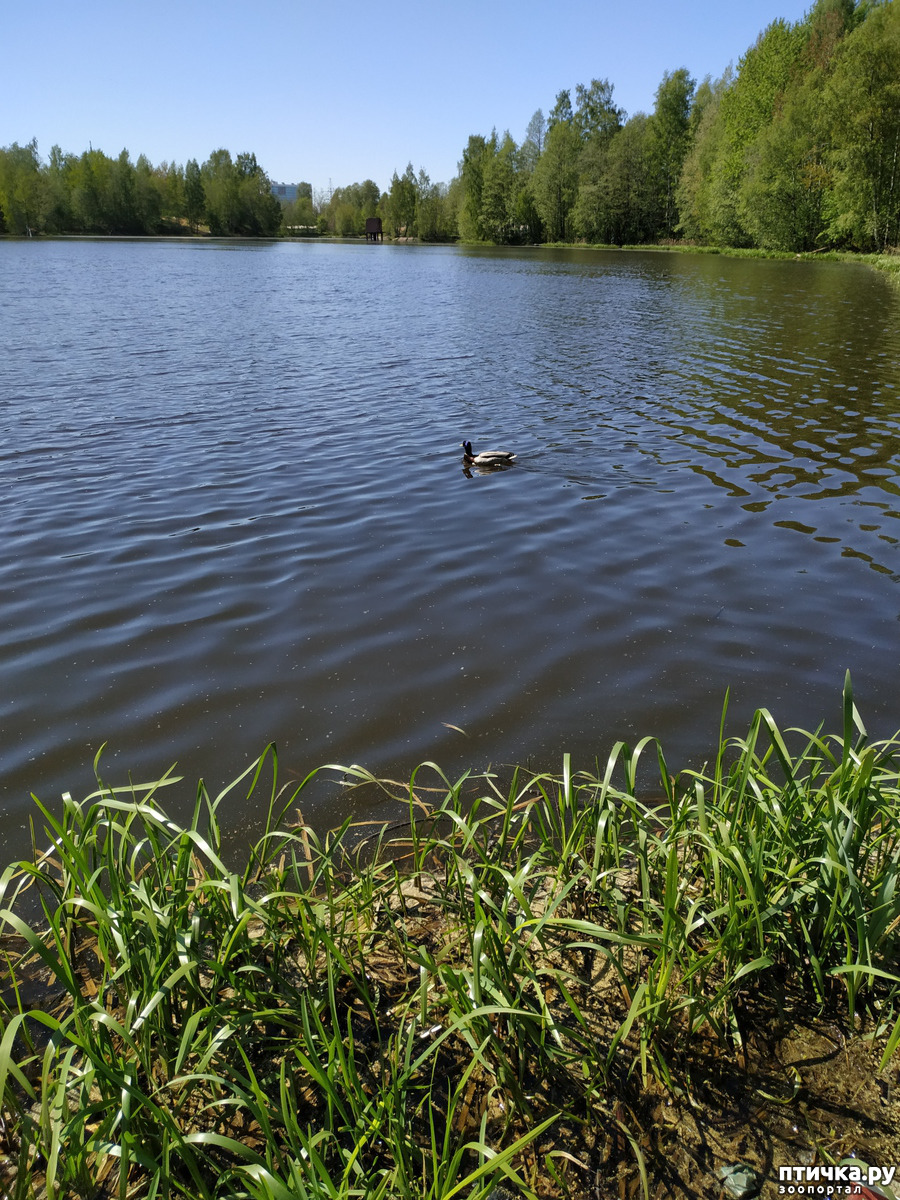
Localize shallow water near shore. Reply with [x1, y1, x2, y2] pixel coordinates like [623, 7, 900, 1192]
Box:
[2, 238, 900, 853]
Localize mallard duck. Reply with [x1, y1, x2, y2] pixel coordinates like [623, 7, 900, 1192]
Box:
[460, 440, 517, 465]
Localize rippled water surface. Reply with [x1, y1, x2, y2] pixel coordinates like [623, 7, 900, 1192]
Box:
[2, 239, 900, 850]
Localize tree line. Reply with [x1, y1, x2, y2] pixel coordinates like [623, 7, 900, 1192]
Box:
[0, 138, 460, 243]
[2, 0, 897, 252]
[457, 0, 899, 252]
[0, 145, 285, 238]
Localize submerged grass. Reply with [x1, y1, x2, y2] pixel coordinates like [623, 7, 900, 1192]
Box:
[1, 675, 900, 1199]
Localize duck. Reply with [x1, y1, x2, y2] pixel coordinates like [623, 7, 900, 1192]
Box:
[460, 440, 517, 466]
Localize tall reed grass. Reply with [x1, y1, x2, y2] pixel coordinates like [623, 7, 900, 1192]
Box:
[0, 675, 898, 1198]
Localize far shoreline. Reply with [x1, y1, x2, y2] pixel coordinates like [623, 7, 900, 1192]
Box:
[6, 230, 898, 286]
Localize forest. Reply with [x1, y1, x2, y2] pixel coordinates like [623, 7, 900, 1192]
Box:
[1, 0, 898, 253]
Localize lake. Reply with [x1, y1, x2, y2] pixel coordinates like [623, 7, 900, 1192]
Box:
[2, 237, 899, 855]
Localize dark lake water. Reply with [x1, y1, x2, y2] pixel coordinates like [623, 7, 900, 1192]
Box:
[2, 238, 900, 855]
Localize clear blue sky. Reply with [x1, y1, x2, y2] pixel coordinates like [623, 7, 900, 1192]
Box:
[10, 0, 814, 197]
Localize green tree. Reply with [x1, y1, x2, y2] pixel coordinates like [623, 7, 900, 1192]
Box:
[108, 149, 140, 232]
[720, 18, 807, 243]
[515, 111, 545, 242]
[519, 109, 545, 173]
[824, 0, 900, 249]
[802, 0, 859, 66]
[687, 73, 719, 141]
[201, 149, 281, 236]
[184, 158, 205, 231]
[202, 148, 239, 234]
[649, 68, 695, 236]
[283, 192, 317, 233]
[675, 73, 730, 241]
[71, 147, 115, 232]
[480, 131, 519, 242]
[159, 161, 185, 221]
[457, 134, 495, 241]
[132, 154, 162, 232]
[726, 19, 806, 147]
[548, 89, 574, 130]
[441, 176, 463, 240]
[0, 139, 45, 234]
[44, 144, 75, 233]
[575, 114, 657, 243]
[574, 78, 623, 145]
[387, 162, 418, 237]
[531, 118, 580, 241]
[332, 201, 358, 236]
[735, 0, 865, 250]
[234, 152, 282, 236]
[322, 184, 357, 234]
[740, 71, 831, 249]
[514, 181, 542, 242]
[682, 18, 806, 246]
[568, 79, 626, 244]
[358, 179, 380, 218]
[416, 168, 456, 241]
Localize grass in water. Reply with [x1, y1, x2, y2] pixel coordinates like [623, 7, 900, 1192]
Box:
[1, 674, 899, 1199]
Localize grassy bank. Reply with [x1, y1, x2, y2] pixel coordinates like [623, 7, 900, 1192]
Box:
[1, 677, 899, 1199]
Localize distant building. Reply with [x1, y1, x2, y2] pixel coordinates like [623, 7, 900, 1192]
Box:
[271, 182, 299, 204]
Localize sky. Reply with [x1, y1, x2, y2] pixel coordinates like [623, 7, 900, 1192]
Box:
[10, 0, 816, 197]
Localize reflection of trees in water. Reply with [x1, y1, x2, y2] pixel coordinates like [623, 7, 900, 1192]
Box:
[673, 269, 900, 578]
[634, 383, 900, 580]
[520, 255, 900, 576]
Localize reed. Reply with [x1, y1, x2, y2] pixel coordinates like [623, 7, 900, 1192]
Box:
[1, 675, 899, 1198]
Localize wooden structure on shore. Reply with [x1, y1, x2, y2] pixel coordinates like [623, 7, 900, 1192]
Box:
[365, 217, 384, 242]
